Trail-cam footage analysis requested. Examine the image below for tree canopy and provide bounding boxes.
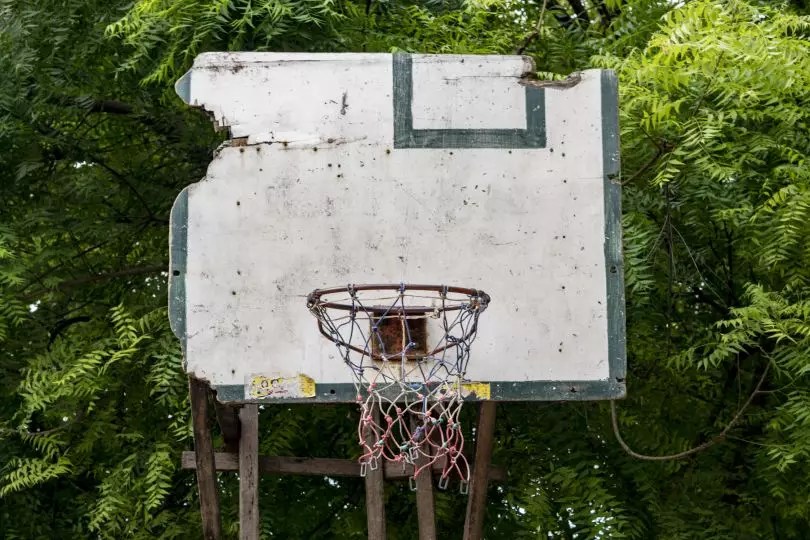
[2,0,810,537]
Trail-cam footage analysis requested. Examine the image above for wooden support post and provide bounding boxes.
[189,378,222,540]
[463,402,497,540]
[239,405,260,540]
[364,409,386,540]
[410,416,436,540]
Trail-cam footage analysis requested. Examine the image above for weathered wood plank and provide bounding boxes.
[182,453,359,476]
[411,417,436,540]
[364,409,386,540]
[213,398,240,453]
[463,402,497,540]
[180,452,507,482]
[239,405,260,540]
[189,378,222,540]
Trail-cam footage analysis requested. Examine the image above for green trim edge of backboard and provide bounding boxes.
[168,187,188,358]
[600,69,627,399]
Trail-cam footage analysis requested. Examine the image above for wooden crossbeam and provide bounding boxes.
[184,397,505,540]
[180,452,507,482]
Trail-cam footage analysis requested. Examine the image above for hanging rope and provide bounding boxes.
[611,362,770,461]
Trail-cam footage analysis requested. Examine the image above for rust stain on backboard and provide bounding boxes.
[371,315,427,360]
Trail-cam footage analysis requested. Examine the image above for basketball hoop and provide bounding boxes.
[307,284,490,492]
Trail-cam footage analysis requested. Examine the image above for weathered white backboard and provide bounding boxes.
[169,53,625,403]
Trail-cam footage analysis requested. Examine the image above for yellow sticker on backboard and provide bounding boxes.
[298,374,316,397]
[248,374,316,399]
[462,382,491,400]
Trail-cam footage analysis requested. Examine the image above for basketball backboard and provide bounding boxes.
[169,53,625,403]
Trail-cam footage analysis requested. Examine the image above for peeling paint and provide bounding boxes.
[520,72,583,89]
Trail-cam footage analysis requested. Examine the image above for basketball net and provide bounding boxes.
[307,284,489,492]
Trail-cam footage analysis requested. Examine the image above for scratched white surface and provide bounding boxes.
[174,53,610,388]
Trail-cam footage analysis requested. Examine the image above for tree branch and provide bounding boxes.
[30,117,158,221]
[53,264,166,288]
[44,95,136,116]
[23,411,85,437]
[516,0,549,55]
[621,148,664,185]
[690,285,727,315]
[88,100,135,115]
[48,316,92,346]
[20,241,110,294]
[594,0,612,26]
[85,154,156,220]
[22,264,166,300]
[566,0,590,24]
[546,0,574,29]
[610,362,770,461]
[724,224,736,307]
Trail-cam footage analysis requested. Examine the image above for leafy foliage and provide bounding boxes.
[2,0,810,537]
